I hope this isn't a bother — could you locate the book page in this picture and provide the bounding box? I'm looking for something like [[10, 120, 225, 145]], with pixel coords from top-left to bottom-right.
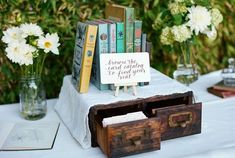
[[0, 123, 15, 148], [1, 122, 60, 151]]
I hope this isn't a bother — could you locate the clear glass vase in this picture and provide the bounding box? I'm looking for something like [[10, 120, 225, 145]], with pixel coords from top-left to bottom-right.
[[19, 76, 47, 120], [173, 42, 199, 86]]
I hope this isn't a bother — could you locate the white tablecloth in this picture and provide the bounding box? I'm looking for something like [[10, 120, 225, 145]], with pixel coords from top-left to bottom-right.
[[1, 70, 235, 158], [54, 68, 191, 148], [1, 97, 235, 158], [189, 70, 222, 102]]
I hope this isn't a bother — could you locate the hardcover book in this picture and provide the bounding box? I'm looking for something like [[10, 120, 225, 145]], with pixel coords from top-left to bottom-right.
[[139, 36, 151, 86], [213, 80, 235, 92], [116, 22, 124, 53], [207, 87, 235, 98], [89, 20, 109, 90], [125, 7, 134, 52], [141, 33, 147, 53], [103, 19, 124, 53], [101, 19, 117, 53], [71, 22, 98, 93], [133, 20, 142, 52], [105, 4, 134, 52]]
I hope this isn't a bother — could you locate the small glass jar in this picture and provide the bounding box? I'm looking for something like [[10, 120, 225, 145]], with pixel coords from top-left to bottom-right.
[[221, 58, 235, 86], [19, 76, 47, 120]]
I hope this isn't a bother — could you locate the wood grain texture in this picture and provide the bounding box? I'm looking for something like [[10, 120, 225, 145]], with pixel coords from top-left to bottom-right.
[[154, 103, 202, 140], [89, 91, 193, 147], [96, 118, 161, 158], [88, 91, 202, 157]]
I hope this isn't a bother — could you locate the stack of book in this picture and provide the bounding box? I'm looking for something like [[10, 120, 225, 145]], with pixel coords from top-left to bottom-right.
[[71, 4, 151, 93], [207, 81, 235, 98]]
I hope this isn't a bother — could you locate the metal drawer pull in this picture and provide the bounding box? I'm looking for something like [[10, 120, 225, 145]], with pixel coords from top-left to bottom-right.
[[131, 136, 141, 146], [169, 111, 193, 128]]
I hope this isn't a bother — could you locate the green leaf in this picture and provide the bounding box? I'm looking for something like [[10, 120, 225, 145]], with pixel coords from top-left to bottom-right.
[[51, 0, 57, 12], [173, 14, 182, 25], [153, 0, 160, 7], [194, 0, 210, 6], [146, 11, 156, 20]]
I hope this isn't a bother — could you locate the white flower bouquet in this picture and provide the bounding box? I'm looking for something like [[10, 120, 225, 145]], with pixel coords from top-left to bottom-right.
[[159, 0, 223, 47], [1, 23, 60, 77], [1, 23, 60, 120], [156, 0, 223, 84]]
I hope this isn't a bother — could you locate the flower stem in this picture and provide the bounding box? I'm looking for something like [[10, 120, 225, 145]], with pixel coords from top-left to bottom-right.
[[39, 53, 47, 78]]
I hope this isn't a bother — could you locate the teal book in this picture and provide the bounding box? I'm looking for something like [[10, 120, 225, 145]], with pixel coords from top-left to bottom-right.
[[88, 20, 109, 90], [125, 7, 134, 52], [133, 20, 142, 52], [101, 19, 117, 53], [116, 22, 124, 53]]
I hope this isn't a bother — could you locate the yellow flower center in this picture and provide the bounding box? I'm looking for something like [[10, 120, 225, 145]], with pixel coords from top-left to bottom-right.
[[44, 41, 52, 48]]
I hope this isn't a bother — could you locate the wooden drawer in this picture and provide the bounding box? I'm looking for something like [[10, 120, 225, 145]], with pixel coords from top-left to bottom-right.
[[96, 116, 161, 158], [151, 103, 202, 140], [88, 91, 200, 157], [89, 91, 194, 147]]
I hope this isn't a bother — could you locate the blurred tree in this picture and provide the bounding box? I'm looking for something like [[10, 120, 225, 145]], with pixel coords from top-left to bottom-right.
[[0, 0, 234, 104]]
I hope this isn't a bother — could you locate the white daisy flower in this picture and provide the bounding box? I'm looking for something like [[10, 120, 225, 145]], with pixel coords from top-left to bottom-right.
[[6, 42, 35, 66], [20, 23, 44, 38], [20, 44, 36, 65], [37, 33, 60, 55], [2, 26, 25, 44], [187, 6, 212, 35]]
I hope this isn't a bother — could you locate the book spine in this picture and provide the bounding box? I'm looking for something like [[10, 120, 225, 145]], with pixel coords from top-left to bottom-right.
[[146, 41, 152, 62], [141, 33, 147, 52], [79, 24, 98, 93], [116, 22, 124, 53], [108, 23, 116, 53], [133, 20, 142, 52], [71, 22, 87, 91], [138, 33, 147, 87], [91, 23, 109, 90], [144, 41, 152, 86], [125, 7, 134, 52]]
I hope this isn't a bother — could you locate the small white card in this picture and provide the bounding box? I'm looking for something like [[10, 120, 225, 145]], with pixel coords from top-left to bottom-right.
[[100, 52, 151, 84], [0, 122, 60, 151]]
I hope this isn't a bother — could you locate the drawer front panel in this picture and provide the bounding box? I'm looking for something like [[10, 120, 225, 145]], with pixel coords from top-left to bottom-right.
[[107, 118, 161, 157], [154, 103, 202, 141]]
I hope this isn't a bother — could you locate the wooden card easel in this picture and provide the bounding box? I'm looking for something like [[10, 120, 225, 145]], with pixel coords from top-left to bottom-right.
[[114, 82, 137, 96]]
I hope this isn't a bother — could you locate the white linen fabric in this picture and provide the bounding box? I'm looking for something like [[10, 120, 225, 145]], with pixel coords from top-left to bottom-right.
[[54, 68, 191, 149]]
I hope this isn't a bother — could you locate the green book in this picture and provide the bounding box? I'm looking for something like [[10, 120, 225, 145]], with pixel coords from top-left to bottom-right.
[[116, 22, 124, 53], [133, 20, 142, 52], [125, 7, 134, 52], [105, 4, 134, 52]]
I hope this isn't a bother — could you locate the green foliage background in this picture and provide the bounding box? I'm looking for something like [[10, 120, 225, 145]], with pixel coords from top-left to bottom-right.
[[0, 0, 234, 104]]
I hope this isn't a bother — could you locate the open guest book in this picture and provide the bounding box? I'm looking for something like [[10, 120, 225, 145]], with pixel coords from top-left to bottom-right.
[[0, 122, 60, 151]]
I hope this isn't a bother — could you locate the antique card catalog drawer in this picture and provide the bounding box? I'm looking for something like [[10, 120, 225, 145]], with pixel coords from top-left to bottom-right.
[[152, 103, 202, 140], [96, 116, 161, 158]]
